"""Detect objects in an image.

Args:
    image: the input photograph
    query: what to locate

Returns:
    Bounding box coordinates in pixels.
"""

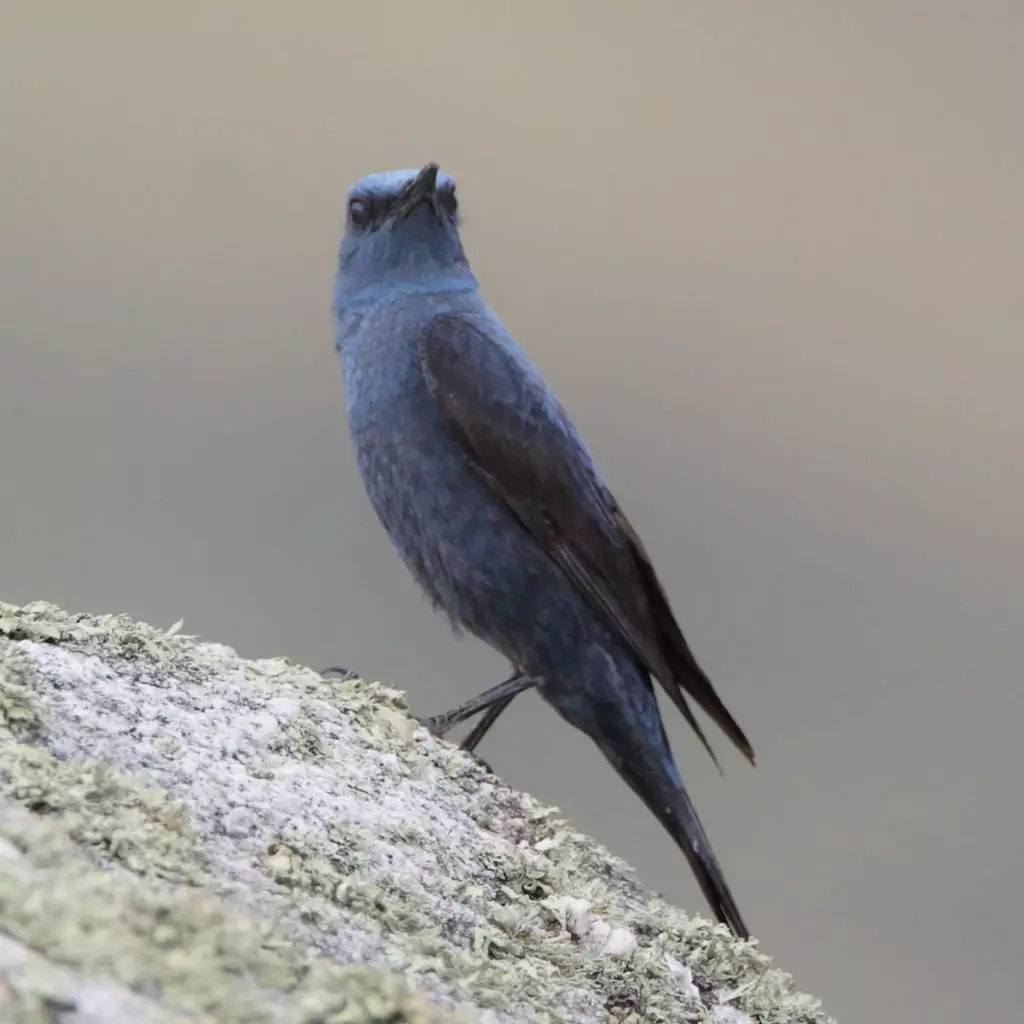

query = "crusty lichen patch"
[0,643,47,742]
[0,601,834,1023]
[0,801,459,1024]
[0,742,209,885]
[0,800,289,1020]
[0,929,175,1024]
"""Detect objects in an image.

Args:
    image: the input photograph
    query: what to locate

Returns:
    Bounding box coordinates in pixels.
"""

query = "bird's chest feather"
[341,318,516,616]
[335,300,598,665]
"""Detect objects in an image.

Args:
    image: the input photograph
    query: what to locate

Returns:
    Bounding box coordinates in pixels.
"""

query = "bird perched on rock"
[330,163,756,937]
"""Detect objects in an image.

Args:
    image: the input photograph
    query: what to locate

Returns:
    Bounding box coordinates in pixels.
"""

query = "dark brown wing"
[418,313,755,767]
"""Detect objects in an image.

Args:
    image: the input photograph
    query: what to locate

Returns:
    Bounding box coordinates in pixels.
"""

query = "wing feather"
[418,313,755,766]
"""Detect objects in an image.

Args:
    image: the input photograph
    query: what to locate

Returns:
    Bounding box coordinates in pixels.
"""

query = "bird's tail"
[596,707,750,938]
[655,767,749,939]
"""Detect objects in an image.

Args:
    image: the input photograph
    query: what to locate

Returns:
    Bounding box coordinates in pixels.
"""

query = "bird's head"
[333,163,477,312]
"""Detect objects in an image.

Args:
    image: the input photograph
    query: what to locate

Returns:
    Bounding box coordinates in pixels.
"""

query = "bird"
[330,163,756,937]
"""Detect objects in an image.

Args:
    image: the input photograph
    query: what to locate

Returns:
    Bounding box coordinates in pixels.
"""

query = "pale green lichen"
[0,742,209,885]
[0,803,461,1023]
[263,822,366,899]
[0,803,291,1020]
[0,643,47,742]
[380,821,431,847]
[332,676,426,769]
[289,962,470,1023]
[260,701,331,762]
[337,873,437,937]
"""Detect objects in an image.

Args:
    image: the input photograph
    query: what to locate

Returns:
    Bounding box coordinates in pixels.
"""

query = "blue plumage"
[331,164,753,937]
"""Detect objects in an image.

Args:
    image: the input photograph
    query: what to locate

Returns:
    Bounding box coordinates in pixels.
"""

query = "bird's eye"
[348,198,371,229]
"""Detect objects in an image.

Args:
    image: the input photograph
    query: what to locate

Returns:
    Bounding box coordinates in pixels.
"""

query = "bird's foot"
[321,665,359,682]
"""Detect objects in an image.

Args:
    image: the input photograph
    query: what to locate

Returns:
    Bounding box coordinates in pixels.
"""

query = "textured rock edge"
[0,600,834,1024]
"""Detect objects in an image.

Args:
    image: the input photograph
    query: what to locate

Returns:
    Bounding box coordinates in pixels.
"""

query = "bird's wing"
[418,313,755,767]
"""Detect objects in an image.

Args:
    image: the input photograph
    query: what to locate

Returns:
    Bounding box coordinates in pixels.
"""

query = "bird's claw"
[416,711,457,739]
[321,665,359,682]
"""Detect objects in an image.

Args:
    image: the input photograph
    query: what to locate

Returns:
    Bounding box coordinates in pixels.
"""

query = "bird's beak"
[391,162,441,223]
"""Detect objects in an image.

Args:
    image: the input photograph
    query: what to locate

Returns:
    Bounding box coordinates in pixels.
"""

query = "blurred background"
[3,4,1021,1021]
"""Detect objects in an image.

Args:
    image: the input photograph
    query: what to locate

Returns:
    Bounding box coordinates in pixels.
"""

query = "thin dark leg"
[320,664,534,757]
[459,692,517,753]
[417,672,539,738]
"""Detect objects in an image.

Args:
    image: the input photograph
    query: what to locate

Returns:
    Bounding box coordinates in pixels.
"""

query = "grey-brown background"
[3,4,1021,1021]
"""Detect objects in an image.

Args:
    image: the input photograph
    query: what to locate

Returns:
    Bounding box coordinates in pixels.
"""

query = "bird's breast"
[341,314,508,616]
[336,296,596,670]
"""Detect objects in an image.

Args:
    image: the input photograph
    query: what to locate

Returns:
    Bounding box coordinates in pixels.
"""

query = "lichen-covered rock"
[0,601,833,1023]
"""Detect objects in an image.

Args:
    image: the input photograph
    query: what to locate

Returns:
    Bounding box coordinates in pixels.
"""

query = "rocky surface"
[0,601,832,1023]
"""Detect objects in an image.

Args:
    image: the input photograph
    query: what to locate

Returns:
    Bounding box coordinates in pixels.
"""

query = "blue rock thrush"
[330,163,756,937]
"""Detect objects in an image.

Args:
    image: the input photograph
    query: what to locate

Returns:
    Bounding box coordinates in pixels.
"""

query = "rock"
[0,601,832,1023]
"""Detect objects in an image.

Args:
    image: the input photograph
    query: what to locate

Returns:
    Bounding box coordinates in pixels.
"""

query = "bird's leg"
[417,671,539,740]
[320,665,537,760]
[458,692,516,753]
